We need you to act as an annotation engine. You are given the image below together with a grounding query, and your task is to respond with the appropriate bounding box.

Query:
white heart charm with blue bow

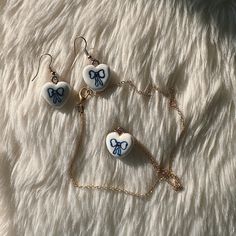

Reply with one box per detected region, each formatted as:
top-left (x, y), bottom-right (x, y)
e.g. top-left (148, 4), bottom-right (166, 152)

top-left (106, 128), bottom-right (134, 158)
top-left (41, 81), bottom-right (71, 108)
top-left (83, 64), bottom-right (110, 92)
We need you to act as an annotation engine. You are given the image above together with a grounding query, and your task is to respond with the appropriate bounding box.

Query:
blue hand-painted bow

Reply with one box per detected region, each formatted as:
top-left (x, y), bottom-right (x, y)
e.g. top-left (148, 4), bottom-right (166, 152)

top-left (110, 138), bottom-right (128, 156)
top-left (47, 87), bottom-right (64, 104)
top-left (89, 69), bottom-right (105, 87)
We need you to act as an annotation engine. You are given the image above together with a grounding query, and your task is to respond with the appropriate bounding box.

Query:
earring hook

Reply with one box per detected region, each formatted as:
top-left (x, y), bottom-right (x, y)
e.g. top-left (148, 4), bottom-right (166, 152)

top-left (73, 36), bottom-right (99, 65)
top-left (31, 53), bottom-right (55, 81)
top-left (74, 36), bottom-right (90, 57)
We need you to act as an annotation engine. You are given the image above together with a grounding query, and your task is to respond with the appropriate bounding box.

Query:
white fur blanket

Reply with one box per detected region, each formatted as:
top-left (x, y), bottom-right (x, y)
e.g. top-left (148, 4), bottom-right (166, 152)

top-left (0, 0), bottom-right (236, 235)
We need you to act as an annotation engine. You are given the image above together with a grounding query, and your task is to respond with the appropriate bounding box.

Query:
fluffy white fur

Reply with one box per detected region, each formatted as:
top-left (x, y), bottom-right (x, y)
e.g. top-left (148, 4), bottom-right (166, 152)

top-left (0, 0), bottom-right (236, 235)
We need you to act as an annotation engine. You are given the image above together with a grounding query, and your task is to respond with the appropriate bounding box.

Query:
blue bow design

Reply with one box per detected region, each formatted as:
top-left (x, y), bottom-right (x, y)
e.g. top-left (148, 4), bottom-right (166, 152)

top-left (47, 87), bottom-right (64, 104)
top-left (110, 138), bottom-right (128, 156)
top-left (89, 69), bottom-right (105, 87)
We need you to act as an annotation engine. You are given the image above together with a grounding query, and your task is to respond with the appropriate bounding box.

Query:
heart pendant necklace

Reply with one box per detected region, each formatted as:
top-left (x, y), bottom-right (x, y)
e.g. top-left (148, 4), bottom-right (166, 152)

top-left (70, 84), bottom-right (185, 198)
top-left (106, 127), bottom-right (134, 158)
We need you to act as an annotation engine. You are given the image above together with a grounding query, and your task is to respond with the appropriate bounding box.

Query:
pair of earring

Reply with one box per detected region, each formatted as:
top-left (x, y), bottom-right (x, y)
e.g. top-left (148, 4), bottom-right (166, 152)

top-left (31, 36), bottom-right (110, 109)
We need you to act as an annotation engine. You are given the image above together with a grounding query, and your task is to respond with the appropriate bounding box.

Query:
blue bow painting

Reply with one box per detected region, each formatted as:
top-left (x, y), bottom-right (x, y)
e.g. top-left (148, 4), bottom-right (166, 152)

top-left (110, 138), bottom-right (128, 156)
top-left (89, 69), bottom-right (105, 87)
top-left (47, 87), bottom-right (64, 104)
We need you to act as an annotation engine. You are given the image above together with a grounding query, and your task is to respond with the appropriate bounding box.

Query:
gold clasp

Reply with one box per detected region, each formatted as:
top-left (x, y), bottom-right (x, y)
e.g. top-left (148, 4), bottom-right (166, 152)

top-left (79, 87), bottom-right (90, 102)
top-left (77, 87), bottom-right (94, 113)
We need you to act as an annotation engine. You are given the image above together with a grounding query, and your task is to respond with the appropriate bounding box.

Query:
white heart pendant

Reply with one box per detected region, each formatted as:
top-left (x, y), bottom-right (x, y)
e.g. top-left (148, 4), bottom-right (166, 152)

top-left (41, 81), bottom-right (71, 108)
top-left (83, 64), bottom-right (110, 92)
top-left (106, 127), bottom-right (134, 158)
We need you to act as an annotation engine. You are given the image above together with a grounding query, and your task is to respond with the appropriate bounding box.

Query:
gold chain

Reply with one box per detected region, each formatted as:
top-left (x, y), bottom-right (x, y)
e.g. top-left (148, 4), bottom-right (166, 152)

top-left (69, 80), bottom-right (186, 198)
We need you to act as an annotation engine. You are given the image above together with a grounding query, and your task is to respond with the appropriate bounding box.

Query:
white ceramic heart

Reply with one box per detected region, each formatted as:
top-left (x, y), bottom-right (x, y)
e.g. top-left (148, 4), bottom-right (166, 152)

top-left (41, 81), bottom-right (71, 108)
top-left (106, 131), bottom-right (134, 158)
top-left (82, 64), bottom-right (110, 92)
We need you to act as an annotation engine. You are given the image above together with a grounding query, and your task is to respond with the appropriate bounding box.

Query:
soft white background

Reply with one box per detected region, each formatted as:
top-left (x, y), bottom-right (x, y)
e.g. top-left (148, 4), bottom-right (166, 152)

top-left (0, 0), bottom-right (236, 235)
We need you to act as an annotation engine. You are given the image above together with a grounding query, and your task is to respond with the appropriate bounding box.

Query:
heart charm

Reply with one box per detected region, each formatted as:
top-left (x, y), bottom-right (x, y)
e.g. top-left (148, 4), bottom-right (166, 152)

top-left (83, 64), bottom-right (110, 92)
top-left (41, 81), bottom-right (71, 108)
top-left (106, 127), bottom-right (134, 158)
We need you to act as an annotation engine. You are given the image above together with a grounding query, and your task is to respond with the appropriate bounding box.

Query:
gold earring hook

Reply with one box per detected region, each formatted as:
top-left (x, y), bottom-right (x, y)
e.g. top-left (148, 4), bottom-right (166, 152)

top-left (73, 36), bottom-right (100, 65)
top-left (31, 53), bottom-right (55, 81)
top-left (74, 36), bottom-right (90, 57)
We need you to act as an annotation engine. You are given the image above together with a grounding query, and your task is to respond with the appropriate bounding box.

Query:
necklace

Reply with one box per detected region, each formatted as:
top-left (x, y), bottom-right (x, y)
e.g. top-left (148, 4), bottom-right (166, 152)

top-left (69, 80), bottom-right (185, 198)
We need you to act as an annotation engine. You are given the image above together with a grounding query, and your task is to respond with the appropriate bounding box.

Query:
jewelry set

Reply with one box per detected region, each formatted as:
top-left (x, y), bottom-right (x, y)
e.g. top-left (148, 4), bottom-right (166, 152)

top-left (32, 36), bottom-right (186, 198)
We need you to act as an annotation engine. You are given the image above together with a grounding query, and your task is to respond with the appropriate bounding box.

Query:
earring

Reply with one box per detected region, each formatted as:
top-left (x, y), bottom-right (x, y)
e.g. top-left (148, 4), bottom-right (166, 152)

top-left (74, 36), bottom-right (110, 92)
top-left (32, 54), bottom-right (71, 109)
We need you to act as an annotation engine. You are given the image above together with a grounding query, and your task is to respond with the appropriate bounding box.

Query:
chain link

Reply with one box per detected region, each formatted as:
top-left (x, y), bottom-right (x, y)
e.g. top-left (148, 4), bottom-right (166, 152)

top-left (69, 80), bottom-right (185, 198)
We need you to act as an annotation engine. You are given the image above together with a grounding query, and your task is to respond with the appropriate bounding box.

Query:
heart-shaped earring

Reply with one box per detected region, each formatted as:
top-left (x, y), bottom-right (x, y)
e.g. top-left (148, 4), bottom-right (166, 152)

top-left (74, 36), bottom-right (110, 92)
top-left (32, 54), bottom-right (71, 109)
top-left (106, 127), bottom-right (134, 158)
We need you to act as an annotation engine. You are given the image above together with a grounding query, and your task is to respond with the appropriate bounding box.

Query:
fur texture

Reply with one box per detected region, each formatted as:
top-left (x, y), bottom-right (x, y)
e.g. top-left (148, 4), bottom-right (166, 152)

top-left (0, 0), bottom-right (236, 235)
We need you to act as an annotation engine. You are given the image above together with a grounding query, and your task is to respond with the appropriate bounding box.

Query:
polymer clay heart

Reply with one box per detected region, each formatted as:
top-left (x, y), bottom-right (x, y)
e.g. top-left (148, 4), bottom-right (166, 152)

top-left (106, 128), bottom-right (134, 158)
top-left (41, 81), bottom-right (71, 108)
top-left (83, 64), bottom-right (110, 92)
